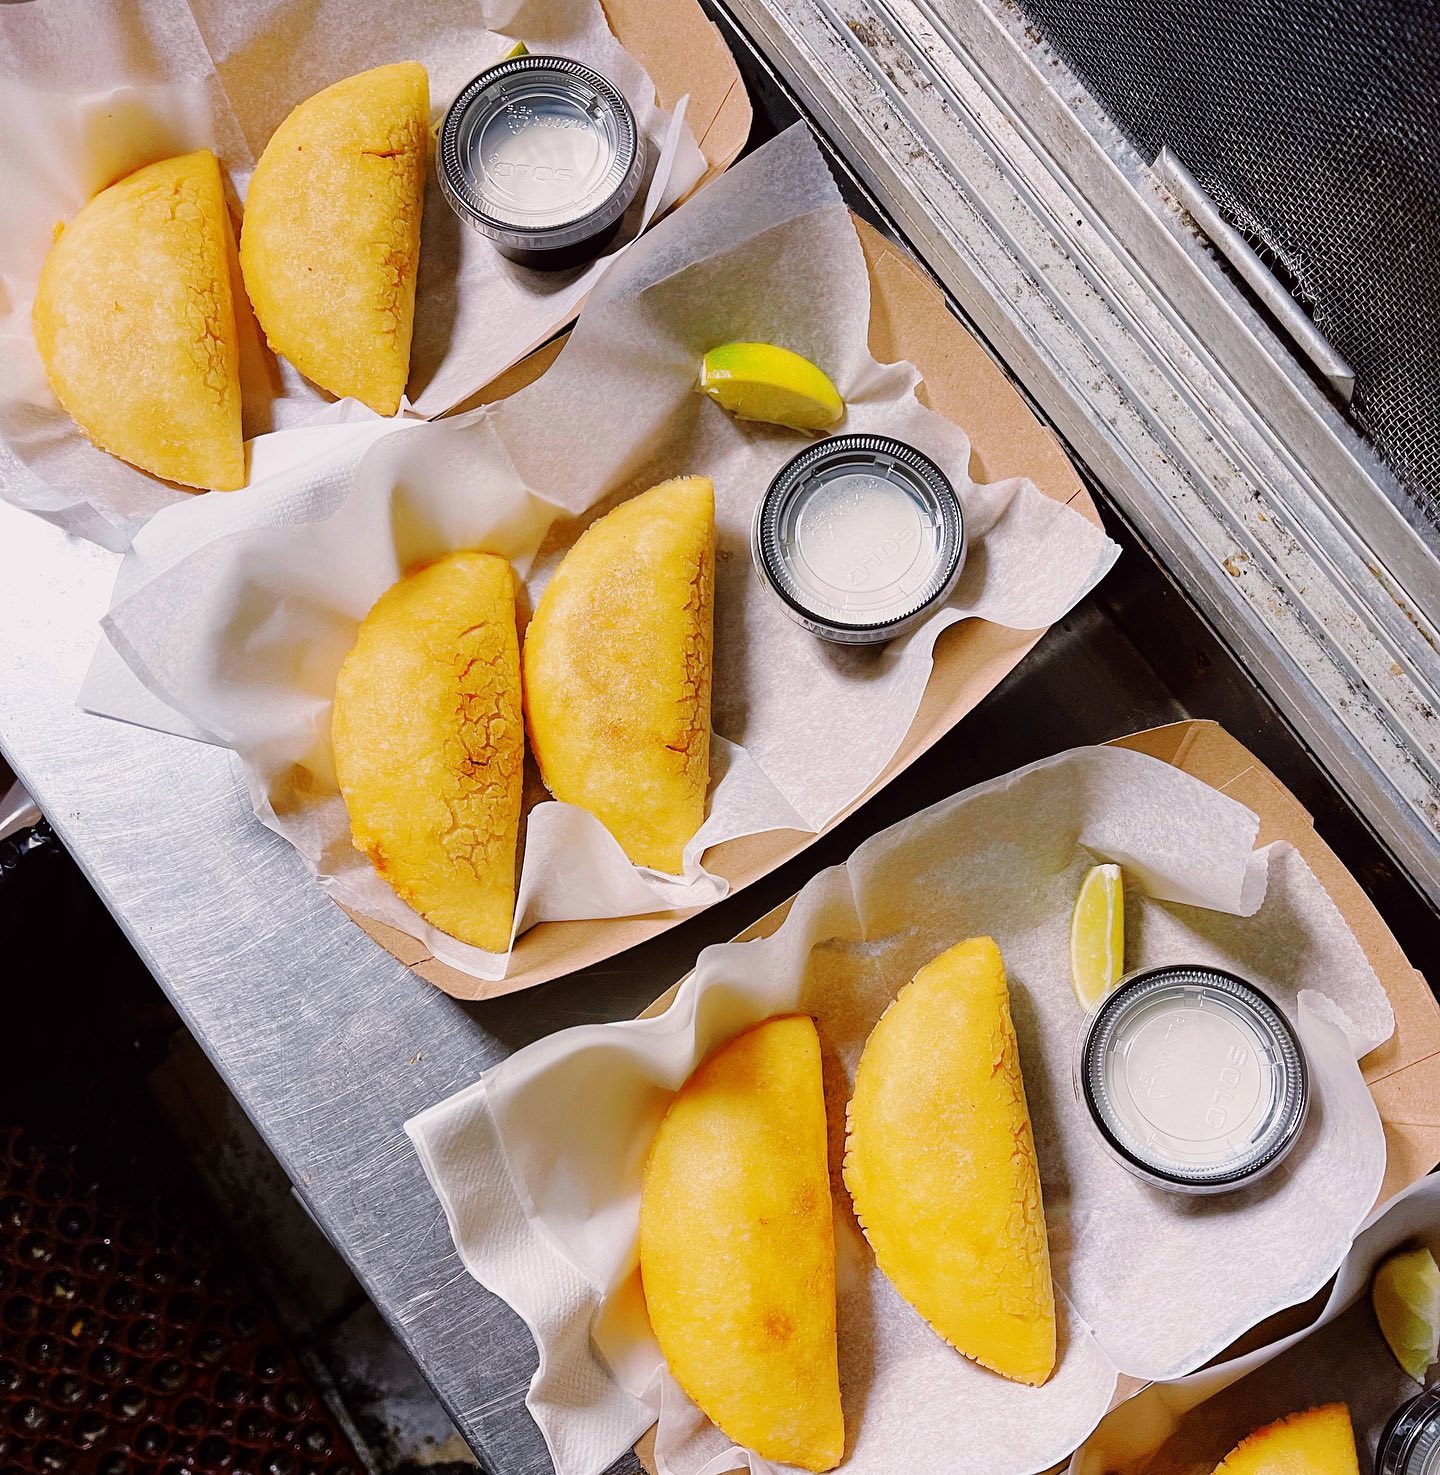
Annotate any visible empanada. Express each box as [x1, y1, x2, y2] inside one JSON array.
[[241, 62, 428, 416], [1212, 1405, 1358, 1475], [523, 475, 714, 872], [33, 149, 244, 490], [641, 1015, 843, 1471], [332, 551, 523, 951], [844, 936, 1056, 1385]]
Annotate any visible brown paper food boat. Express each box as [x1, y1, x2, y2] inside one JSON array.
[[628, 717, 1440, 1473], [346, 215, 1105, 998], [605, 0, 752, 188]]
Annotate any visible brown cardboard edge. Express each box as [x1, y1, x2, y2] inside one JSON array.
[[629, 717, 1439, 1473], [600, 0, 753, 182], [345, 216, 1102, 999]]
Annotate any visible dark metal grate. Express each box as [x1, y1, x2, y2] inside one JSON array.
[[0, 1128, 363, 1475], [1009, 0, 1440, 533]]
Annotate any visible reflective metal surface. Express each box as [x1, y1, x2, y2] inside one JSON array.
[[1017, 0, 1440, 511], [1152, 150, 1356, 404]]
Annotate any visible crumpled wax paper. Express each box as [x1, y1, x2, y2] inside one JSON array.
[[0, 0, 704, 547], [1069, 1171, 1440, 1475], [405, 744, 1393, 1475], [88, 125, 1120, 980]]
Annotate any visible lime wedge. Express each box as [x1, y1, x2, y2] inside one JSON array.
[[503, 40, 529, 58], [699, 342, 844, 432], [1070, 863, 1124, 1010], [1373, 1244, 1440, 1382]]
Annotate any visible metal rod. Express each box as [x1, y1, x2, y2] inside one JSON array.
[[1155, 148, 1357, 403]]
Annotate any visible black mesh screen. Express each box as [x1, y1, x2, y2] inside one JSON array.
[[1008, 0, 1440, 535]]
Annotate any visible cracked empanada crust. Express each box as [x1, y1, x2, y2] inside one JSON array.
[[33, 149, 244, 490], [240, 61, 428, 416], [332, 550, 523, 952]]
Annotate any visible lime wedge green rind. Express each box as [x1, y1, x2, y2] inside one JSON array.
[[699, 341, 844, 433], [1070, 862, 1124, 1011], [1373, 1245, 1440, 1382]]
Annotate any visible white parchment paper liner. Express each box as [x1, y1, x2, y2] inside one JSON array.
[[86, 125, 1120, 982], [405, 744, 1393, 1475], [1068, 1172, 1440, 1475], [0, 0, 705, 548]]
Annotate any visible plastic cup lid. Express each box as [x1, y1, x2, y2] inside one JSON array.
[[1077, 964, 1309, 1191], [438, 55, 642, 251], [751, 434, 965, 644], [1379, 1388, 1440, 1475]]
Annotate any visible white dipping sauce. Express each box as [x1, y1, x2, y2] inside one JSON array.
[[753, 435, 965, 645]]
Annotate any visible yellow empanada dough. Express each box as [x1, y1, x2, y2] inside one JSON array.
[[523, 475, 715, 873], [332, 551, 523, 952], [844, 936, 1057, 1385], [240, 62, 428, 416], [1212, 1404, 1358, 1475], [33, 149, 244, 491], [641, 1015, 843, 1471]]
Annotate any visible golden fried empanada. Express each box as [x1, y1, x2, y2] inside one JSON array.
[[332, 551, 523, 951], [523, 476, 714, 873], [641, 1015, 843, 1471], [240, 62, 428, 416], [844, 937, 1056, 1385], [1212, 1405, 1358, 1475], [33, 149, 244, 490]]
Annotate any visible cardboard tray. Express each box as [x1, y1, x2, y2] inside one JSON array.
[[603, 0, 751, 188], [349, 216, 1104, 999], [630, 717, 1440, 1473]]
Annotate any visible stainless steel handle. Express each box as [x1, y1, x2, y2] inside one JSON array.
[[1154, 149, 1356, 403]]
